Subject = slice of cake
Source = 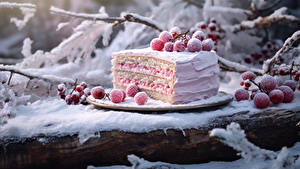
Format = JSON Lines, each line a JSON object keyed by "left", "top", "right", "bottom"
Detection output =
{"left": 112, "top": 48, "right": 219, "bottom": 104}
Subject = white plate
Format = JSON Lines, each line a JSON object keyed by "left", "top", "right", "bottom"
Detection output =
{"left": 87, "top": 92, "right": 233, "bottom": 112}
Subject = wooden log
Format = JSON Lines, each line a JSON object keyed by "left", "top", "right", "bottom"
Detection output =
{"left": 0, "top": 109, "right": 299, "bottom": 169}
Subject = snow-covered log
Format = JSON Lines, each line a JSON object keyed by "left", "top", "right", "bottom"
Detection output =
{"left": 0, "top": 108, "right": 299, "bottom": 169}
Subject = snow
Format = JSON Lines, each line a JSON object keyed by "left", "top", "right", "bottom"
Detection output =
{"left": 10, "top": 7, "right": 36, "bottom": 30}
{"left": 1, "top": 91, "right": 299, "bottom": 144}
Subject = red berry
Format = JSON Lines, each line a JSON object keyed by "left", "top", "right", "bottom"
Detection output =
{"left": 202, "top": 38, "right": 214, "bottom": 51}
{"left": 159, "top": 31, "right": 173, "bottom": 43}
{"left": 278, "top": 69, "right": 287, "bottom": 76}
{"left": 250, "top": 53, "right": 261, "bottom": 60}
{"left": 240, "top": 81, "right": 244, "bottom": 86}
{"left": 254, "top": 93, "right": 270, "bottom": 109}
{"left": 278, "top": 86, "right": 294, "bottom": 103}
{"left": 121, "top": 90, "right": 126, "bottom": 102}
{"left": 208, "top": 23, "right": 216, "bottom": 32}
{"left": 234, "top": 89, "right": 249, "bottom": 101}
{"left": 245, "top": 81, "right": 251, "bottom": 87}
{"left": 269, "top": 89, "right": 284, "bottom": 104}
{"left": 83, "top": 88, "right": 91, "bottom": 96}
{"left": 241, "top": 71, "right": 256, "bottom": 80}
{"left": 57, "top": 84, "right": 66, "bottom": 92}
{"left": 164, "top": 42, "right": 174, "bottom": 52}
{"left": 296, "top": 72, "right": 300, "bottom": 78}
{"left": 244, "top": 57, "right": 252, "bottom": 64}
{"left": 65, "top": 95, "right": 73, "bottom": 105}
{"left": 170, "top": 27, "right": 181, "bottom": 38}
{"left": 126, "top": 84, "right": 139, "bottom": 97}
{"left": 109, "top": 89, "right": 123, "bottom": 103}
{"left": 260, "top": 75, "right": 277, "bottom": 93}
{"left": 60, "top": 95, "right": 66, "bottom": 100}
{"left": 244, "top": 87, "right": 249, "bottom": 90}
{"left": 292, "top": 70, "right": 297, "bottom": 75}
{"left": 192, "top": 31, "right": 206, "bottom": 41}
{"left": 91, "top": 86, "right": 105, "bottom": 99}
{"left": 173, "top": 41, "right": 185, "bottom": 52}
{"left": 210, "top": 17, "right": 217, "bottom": 23}
{"left": 134, "top": 92, "right": 148, "bottom": 105}
{"left": 283, "top": 80, "right": 297, "bottom": 91}
{"left": 187, "top": 38, "right": 202, "bottom": 52}
{"left": 295, "top": 76, "right": 299, "bottom": 81}
{"left": 72, "top": 92, "right": 80, "bottom": 104}
{"left": 76, "top": 85, "right": 83, "bottom": 92}
{"left": 80, "top": 82, "right": 87, "bottom": 89}
{"left": 80, "top": 95, "right": 87, "bottom": 104}
{"left": 196, "top": 22, "right": 206, "bottom": 30}
{"left": 259, "top": 59, "right": 264, "bottom": 65}
{"left": 150, "top": 38, "right": 164, "bottom": 51}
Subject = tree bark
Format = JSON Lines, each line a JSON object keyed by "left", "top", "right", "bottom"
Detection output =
{"left": 0, "top": 109, "right": 299, "bottom": 169}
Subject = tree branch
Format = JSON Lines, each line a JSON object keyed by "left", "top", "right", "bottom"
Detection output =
{"left": 0, "top": 2, "right": 163, "bottom": 32}
{"left": 233, "top": 7, "right": 300, "bottom": 33}
{"left": 0, "top": 64, "right": 75, "bottom": 85}
{"left": 263, "top": 30, "right": 300, "bottom": 74}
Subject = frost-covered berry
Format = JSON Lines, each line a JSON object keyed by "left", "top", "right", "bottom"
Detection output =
{"left": 80, "top": 95, "right": 87, "bottom": 104}
{"left": 278, "top": 86, "right": 294, "bottom": 103}
{"left": 208, "top": 23, "right": 217, "bottom": 32}
{"left": 260, "top": 75, "right": 277, "bottom": 93}
{"left": 196, "top": 21, "right": 206, "bottom": 30}
{"left": 210, "top": 17, "right": 217, "bottom": 23}
{"left": 234, "top": 89, "right": 249, "bottom": 101}
{"left": 126, "top": 84, "right": 139, "bottom": 97}
{"left": 109, "top": 89, "right": 123, "bottom": 103}
{"left": 170, "top": 27, "right": 181, "bottom": 38}
{"left": 91, "top": 86, "right": 105, "bottom": 99}
{"left": 244, "top": 57, "right": 252, "bottom": 64}
{"left": 150, "top": 38, "right": 164, "bottom": 51}
{"left": 245, "top": 81, "right": 251, "bottom": 87}
{"left": 192, "top": 31, "right": 206, "bottom": 41}
{"left": 65, "top": 95, "right": 73, "bottom": 105}
{"left": 174, "top": 41, "right": 185, "bottom": 52}
{"left": 202, "top": 38, "right": 214, "bottom": 51}
{"left": 187, "top": 38, "right": 202, "bottom": 52}
{"left": 283, "top": 80, "right": 297, "bottom": 91}
{"left": 80, "top": 82, "right": 87, "bottom": 89}
{"left": 121, "top": 90, "right": 126, "bottom": 102}
{"left": 76, "top": 85, "right": 83, "bottom": 92}
{"left": 83, "top": 88, "right": 91, "bottom": 96}
{"left": 57, "top": 84, "right": 66, "bottom": 92}
{"left": 241, "top": 71, "right": 256, "bottom": 81}
{"left": 269, "top": 89, "right": 284, "bottom": 104}
{"left": 71, "top": 92, "right": 80, "bottom": 104}
{"left": 159, "top": 31, "right": 173, "bottom": 43}
{"left": 254, "top": 93, "right": 270, "bottom": 109}
{"left": 164, "top": 42, "right": 174, "bottom": 52}
{"left": 134, "top": 92, "right": 148, "bottom": 105}
{"left": 60, "top": 94, "right": 66, "bottom": 100}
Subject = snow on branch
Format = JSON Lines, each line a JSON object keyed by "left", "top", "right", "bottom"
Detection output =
{"left": 210, "top": 122, "right": 277, "bottom": 161}
{"left": 127, "top": 155, "right": 184, "bottom": 169}
{"left": 218, "top": 56, "right": 264, "bottom": 75}
{"left": 233, "top": 7, "right": 300, "bottom": 33}
{"left": 263, "top": 30, "right": 300, "bottom": 74}
{"left": 0, "top": 2, "right": 35, "bottom": 9}
{"left": 0, "top": 65, "right": 75, "bottom": 85}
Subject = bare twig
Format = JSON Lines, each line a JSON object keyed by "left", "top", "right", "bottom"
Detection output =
{"left": 233, "top": 7, "right": 300, "bottom": 33}
{"left": 263, "top": 30, "right": 300, "bottom": 74}
{"left": 7, "top": 72, "right": 13, "bottom": 85}
{"left": 0, "top": 64, "right": 75, "bottom": 85}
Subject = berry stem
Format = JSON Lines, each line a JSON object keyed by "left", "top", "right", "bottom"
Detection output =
{"left": 70, "top": 78, "right": 78, "bottom": 95}
{"left": 174, "top": 30, "right": 190, "bottom": 41}
{"left": 7, "top": 72, "right": 13, "bottom": 85}
{"left": 249, "top": 79, "right": 264, "bottom": 92}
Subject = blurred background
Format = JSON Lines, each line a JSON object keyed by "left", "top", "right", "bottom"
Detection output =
{"left": 0, "top": 0, "right": 154, "bottom": 64}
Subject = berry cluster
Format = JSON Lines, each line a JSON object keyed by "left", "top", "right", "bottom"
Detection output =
{"left": 190, "top": 18, "right": 223, "bottom": 51}
{"left": 245, "top": 40, "right": 282, "bottom": 65}
{"left": 150, "top": 24, "right": 216, "bottom": 52}
{"left": 91, "top": 84, "right": 148, "bottom": 105}
{"left": 235, "top": 71, "right": 296, "bottom": 109}
{"left": 57, "top": 82, "right": 91, "bottom": 105}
